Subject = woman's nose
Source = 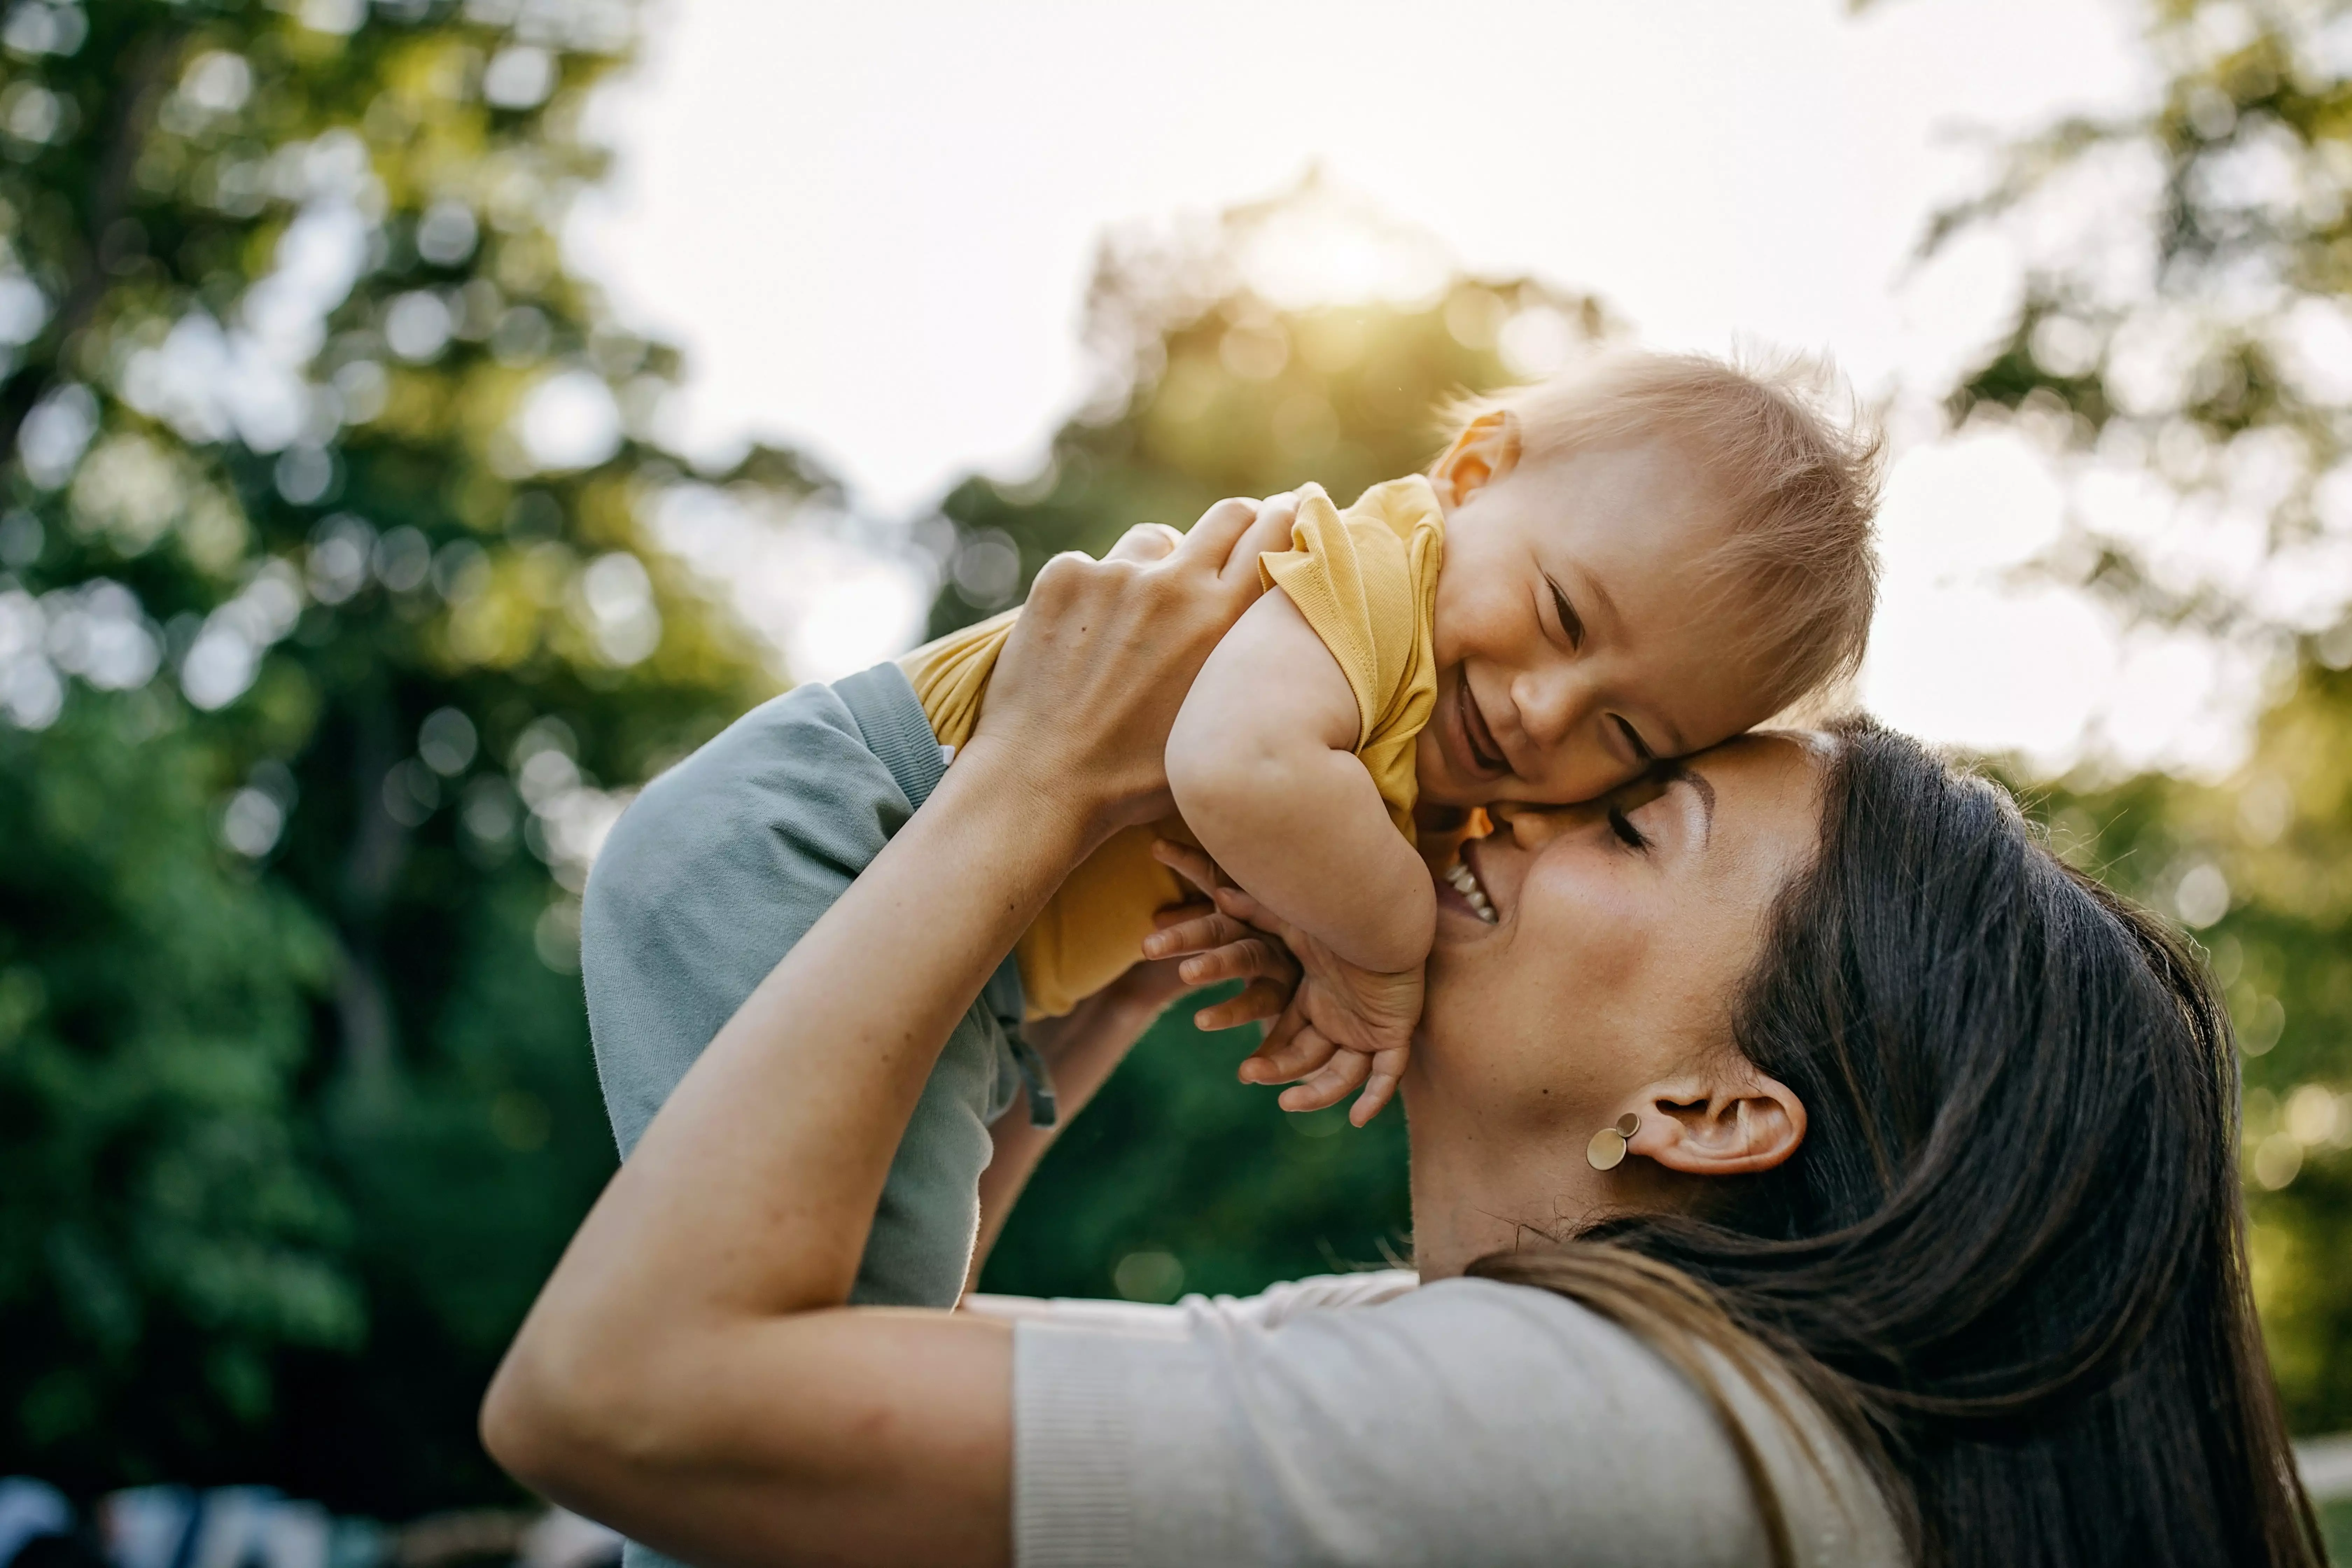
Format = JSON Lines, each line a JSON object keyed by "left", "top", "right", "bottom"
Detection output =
{"left": 1490, "top": 800, "right": 1569, "bottom": 848}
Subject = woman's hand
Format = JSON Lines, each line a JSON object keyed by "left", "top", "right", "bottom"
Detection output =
{"left": 1145, "top": 839, "right": 1425, "bottom": 1126}
{"left": 967, "top": 495, "right": 1303, "bottom": 849}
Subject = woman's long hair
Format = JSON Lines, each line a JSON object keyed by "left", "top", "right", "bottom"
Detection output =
{"left": 1470, "top": 718, "right": 2322, "bottom": 1567}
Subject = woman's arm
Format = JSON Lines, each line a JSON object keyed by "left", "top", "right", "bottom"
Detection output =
{"left": 1166, "top": 588, "right": 1437, "bottom": 974}
{"left": 481, "top": 503, "right": 1292, "bottom": 1568}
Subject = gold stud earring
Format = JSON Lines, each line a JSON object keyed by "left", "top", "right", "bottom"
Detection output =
{"left": 1586, "top": 1113, "right": 1640, "bottom": 1172}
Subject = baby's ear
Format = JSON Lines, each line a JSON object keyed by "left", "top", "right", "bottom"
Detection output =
{"left": 1429, "top": 411, "right": 1521, "bottom": 509}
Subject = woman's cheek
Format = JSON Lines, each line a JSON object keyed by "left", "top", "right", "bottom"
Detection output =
{"left": 1522, "top": 863, "right": 1650, "bottom": 993}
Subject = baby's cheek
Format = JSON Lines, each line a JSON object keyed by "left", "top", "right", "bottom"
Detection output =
{"left": 1413, "top": 728, "right": 1469, "bottom": 805}
{"left": 1512, "top": 745, "right": 1641, "bottom": 809}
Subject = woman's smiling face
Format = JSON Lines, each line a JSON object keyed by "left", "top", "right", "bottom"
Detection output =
{"left": 1410, "top": 733, "right": 1827, "bottom": 1142}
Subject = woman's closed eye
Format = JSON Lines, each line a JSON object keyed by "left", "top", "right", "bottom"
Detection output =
{"left": 1606, "top": 804, "right": 1650, "bottom": 852}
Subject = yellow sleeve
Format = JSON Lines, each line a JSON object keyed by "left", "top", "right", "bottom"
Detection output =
{"left": 1256, "top": 476, "right": 1445, "bottom": 840}
{"left": 896, "top": 607, "right": 1021, "bottom": 752}
{"left": 897, "top": 606, "right": 1189, "bottom": 1020}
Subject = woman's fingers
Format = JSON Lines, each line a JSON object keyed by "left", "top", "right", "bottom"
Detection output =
{"left": 1279, "top": 1047, "right": 1372, "bottom": 1114}
{"left": 979, "top": 503, "right": 1270, "bottom": 827}
{"left": 1105, "top": 522, "right": 1184, "bottom": 563}
{"left": 1165, "top": 490, "right": 1298, "bottom": 590}
{"left": 1216, "top": 490, "right": 1301, "bottom": 588}
{"left": 1174, "top": 496, "right": 1270, "bottom": 576}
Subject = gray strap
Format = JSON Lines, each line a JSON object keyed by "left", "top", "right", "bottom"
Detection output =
{"left": 833, "top": 662, "right": 1056, "bottom": 1128}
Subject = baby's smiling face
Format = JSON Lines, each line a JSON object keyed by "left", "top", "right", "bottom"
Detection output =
{"left": 1417, "top": 423, "right": 1791, "bottom": 809}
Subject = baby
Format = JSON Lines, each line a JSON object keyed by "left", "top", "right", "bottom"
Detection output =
{"left": 583, "top": 346, "right": 1879, "bottom": 1315}
{"left": 908, "top": 347, "right": 1881, "bottom": 1124}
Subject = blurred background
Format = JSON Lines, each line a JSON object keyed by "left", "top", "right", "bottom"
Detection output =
{"left": 7, "top": 0, "right": 2352, "bottom": 1559}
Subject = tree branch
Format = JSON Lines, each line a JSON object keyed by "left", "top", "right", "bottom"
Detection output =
{"left": 0, "top": 23, "right": 185, "bottom": 466}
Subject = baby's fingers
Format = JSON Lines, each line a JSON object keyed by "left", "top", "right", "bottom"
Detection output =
{"left": 1177, "top": 936, "right": 1295, "bottom": 988}
{"left": 1345, "top": 1044, "right": 1412, "bottom": 1127}
{"left": 1194, "top": 977, "right": 1288, "bottom": 1032}
{"left": 1280, "top": 1048, "right": 1373, "bottom": 1114}
{"left": 1241, "top": 1013, "right": 1338, "bottom": 1086}
{"left": 1209, "top": 883, "right": 1280, "bottom": 933}
{"left": 1142, "top": 908, "right": 1251, "bottom": 959}
{"left": 1151, "top": 838, "right": 1227, "bottom": 901}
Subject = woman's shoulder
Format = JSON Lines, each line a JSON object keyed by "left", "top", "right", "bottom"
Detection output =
{"left": 1004, "top": 1272, "right": 1905, "bottom": 1568}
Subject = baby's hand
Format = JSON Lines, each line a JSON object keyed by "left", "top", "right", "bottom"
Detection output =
{"left": 1144, "top": 839, "right": 1423, "bottom": 1127}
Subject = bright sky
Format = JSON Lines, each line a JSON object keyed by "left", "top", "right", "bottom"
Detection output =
{"left": 567, "top": 0, "right": 2263, "bottom": 777}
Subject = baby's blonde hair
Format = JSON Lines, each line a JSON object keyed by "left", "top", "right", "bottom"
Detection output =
{"left": 1446, "top": 347, "right": 1884, "bottom": 714}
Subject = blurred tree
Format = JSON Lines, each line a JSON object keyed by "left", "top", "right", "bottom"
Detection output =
{"left": 961, "top": 176, "right": 1621, "bottom": 1302}
{"left": 1911, "top": 0, "right": 2352, "bottom": 1432}
{"left": 0, "top": 0, "right": 826, "bottom": 1513}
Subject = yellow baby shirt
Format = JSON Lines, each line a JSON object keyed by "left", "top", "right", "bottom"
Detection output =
{"left": 898, "top": 474, "right": 1446, "bottom": 1018}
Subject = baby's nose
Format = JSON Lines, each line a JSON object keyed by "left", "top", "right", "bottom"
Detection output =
{"left": 1512, "top": 666, "right": 1589, "bottom": 752}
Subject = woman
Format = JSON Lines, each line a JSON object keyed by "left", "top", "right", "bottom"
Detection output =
{"left": 482, "top": 514, "right": 2320, "bottom": 1566}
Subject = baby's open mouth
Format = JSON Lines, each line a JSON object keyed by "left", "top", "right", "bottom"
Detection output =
{"left": 1442, "top": 855, "right": 1497, "bottom": 924}
{"left": 1457, "top": 677, "right": 1506, "bottom": 776}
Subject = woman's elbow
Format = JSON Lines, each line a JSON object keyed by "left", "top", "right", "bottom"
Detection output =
{"left": 480, "top": 1339, "right": 588, "bottom": 1498}
{"left": 479, "top": 1322, "right": 666, "bottom": 1506}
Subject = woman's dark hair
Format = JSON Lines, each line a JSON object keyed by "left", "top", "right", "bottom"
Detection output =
{"left": 1470, "top": 717, "right": 2322, "bottom": 1567}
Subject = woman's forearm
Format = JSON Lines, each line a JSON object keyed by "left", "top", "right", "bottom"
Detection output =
{"left": 488, "top": 742, "right": 1091, "bottom": 1433}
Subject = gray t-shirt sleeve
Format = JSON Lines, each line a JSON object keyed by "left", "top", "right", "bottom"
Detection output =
{"left": 581, "top": 679, "right": 904, "bottom": 1157}
{"left": 579, "top": 668, "right": 1024, "bottom": 1309}
{"left": 1009, "top": 1276, "right": 1904, "bottom": 1568}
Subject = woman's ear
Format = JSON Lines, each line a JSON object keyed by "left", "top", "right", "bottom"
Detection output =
{"left": 1625, "top": 1070, "right": 1807, "bottom": 1178}
{"left": 1429, "top": 411, "right": 1520, "bottom": 510}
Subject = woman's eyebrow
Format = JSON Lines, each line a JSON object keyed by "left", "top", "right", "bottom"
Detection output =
{"left": 1665, "top": 762, "right": 1716, "bottom": 844}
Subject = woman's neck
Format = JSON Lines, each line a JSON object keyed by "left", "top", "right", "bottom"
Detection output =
{"left": 1404, "top": 1090, "right": 1620, "bottom": 1280}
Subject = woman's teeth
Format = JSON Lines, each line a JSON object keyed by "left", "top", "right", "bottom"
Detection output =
{"left": 1445, "top": 861, "right": 1497, "bottom": 923}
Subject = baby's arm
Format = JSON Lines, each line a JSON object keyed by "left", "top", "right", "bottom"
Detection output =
{"left": 1165, "top": 588, "right": 1436, "bottom": 975}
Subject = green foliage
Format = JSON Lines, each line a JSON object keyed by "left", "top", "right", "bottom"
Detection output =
{"left": 984, "top": 995, "right": 1416, "bottom": 1304}
{"left": 969, "top": 186, "right": 1610, "bottom": 1300}
{"left": 0, "top": 0, "right": 815, "bottom": 1511}
{"left": 0, "top": 696, "right": 350, "bottom": 1478}
{"left": 1930, "top": 0, "right": 2352, "bottom": 1432}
